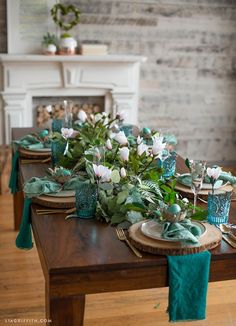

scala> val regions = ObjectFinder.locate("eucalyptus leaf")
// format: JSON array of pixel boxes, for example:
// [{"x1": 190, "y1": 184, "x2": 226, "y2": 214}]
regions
[
  {"x1": 111, "y1": 170, "x2": 121, "y2": 183},
  {"x1": 117, "y1": 190, "x2": 129, "y2": 205},
  {"x1": 127, "y1": 211, "x2": 143, "y2": 224},
  {"x1": 99, "y1": 183, "x2": 114, "y2": 191}
]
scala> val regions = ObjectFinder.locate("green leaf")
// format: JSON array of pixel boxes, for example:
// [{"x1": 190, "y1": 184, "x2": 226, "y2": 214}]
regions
[
  {"x1": 117, "y1": 190, "x2": 129, "y2": 205},
  {"x1": 191, "y1": 210, "x2": 208, "y2": 221},
  {"x1": 161, "y1": 184, "x2": 172, "y2": 194},
  {"x1": 111, "y1": 170, "x2": 121, "y2": 183},
  {"x1": 126, "y1": 211, "x2": 143, "y2": 224},
  {"x1": 99, "y1": 183, "x2": 114, "y2": 191},
  {"x1": 111, "y1": 213, "x2": 126, "y2": 224},
  {"x1": 125, "y1": 202, "x2": 147, "y2": 213}
]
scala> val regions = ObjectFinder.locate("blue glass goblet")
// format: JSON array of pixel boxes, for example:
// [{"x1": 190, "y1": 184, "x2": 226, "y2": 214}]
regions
[{"x1": 51, "y1": 140, "x2": 66, "y2": 167}]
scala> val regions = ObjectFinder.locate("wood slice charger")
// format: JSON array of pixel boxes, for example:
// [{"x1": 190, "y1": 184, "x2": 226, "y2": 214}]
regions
[
  {"x1": 19, "y1": 147, "x2": 51, "y2": 159},
  {"x1": 32, "y1": 194, "x2": 75, "y2": 208},
  {"x1": 128, "y1": 220, "x2": 222, "y2": 256}
]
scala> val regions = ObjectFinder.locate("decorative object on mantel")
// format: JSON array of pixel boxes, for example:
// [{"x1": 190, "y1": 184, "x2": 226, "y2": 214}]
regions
[
  {"x1": 41, "y1": 33, "x2": 59, "y2": 55},
  {"x1": 79, "y1": 43, "x2": 108, "y2": 56},
  {"x1": 50, "y1": 3, "x2": 80, "y2": 55}
]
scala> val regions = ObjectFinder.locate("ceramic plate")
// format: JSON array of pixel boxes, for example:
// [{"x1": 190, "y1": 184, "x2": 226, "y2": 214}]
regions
[
  {"x1": 140, "y1": 220, "x2": 206, "y2": 242},
  {"x1": 44, "y1": 190, "x2": 75, "y2": 197},
  {"x1": 177, "y1": 173, "x2": 228, "y2": 190}
]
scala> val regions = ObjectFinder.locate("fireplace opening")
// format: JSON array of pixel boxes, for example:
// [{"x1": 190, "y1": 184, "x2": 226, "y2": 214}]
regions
[{"x1": 33, "y1": 96, "x2": 105, "y2": 129}]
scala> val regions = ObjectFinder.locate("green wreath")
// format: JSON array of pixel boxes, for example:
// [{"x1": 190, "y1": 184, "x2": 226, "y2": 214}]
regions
[{"x1": 51, "y1": 4, "x2": 80, "y2": 31}]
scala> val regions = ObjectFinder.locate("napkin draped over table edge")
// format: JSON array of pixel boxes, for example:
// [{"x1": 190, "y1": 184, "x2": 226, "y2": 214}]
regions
[
  {"x1": 9, "y1": 134, "x2": 50, "y2": 194},
  {"x1": 167, "y1": 251, "x2": 211, "y2": 322},
  {"x1": 15, "y1": 198, "x2": 33, "y2": 250}
]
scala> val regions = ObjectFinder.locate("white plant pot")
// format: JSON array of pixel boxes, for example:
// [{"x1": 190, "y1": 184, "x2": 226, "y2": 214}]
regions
[{"x1": 43, "y1": 43, "x2": 57, "y2": 55}]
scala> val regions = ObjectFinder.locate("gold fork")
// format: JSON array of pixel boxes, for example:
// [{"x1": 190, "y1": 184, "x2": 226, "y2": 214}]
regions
[
  {"x1": 116, "y1": 228, "x2": 142, "y2": 258},
  {"x1": 36, "y1": 207, "x2": 76, "y2": 215}
]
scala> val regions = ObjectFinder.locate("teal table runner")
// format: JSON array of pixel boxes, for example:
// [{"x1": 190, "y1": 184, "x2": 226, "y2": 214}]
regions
[{"x1": 167, "y1": 251, "x2": 211, "y2": 322}]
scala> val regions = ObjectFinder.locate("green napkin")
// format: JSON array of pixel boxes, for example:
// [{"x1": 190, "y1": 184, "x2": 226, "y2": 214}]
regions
[
  {"x1": 14, "y1": 134, "x2": 44, "y2": 149},
  {"x1": 178, "y1": 172, "x2": 236, "y2": 188},
  {"x1": 23, "y1": 177, "x2": 62, "y2": 197},
  {"x1": 162, "y1": 220, "x2": 202, "y2": 244},
  {"x1": 168, "y1": 251, "x2": 211, "y2": 322},
  {"x1": 9, "y1": 151, "x2": 19, "y2": 194},
  {"x1": 15, "y1": 198, "x2": 33, "y2": 250}
]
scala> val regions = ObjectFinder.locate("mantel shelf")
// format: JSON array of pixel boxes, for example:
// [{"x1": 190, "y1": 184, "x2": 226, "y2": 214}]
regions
[{"x1": 0, "y1": 54, "x2": 147, "y2": 63}]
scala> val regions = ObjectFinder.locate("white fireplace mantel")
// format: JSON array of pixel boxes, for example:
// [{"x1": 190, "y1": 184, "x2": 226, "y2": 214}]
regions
[{"x1": 0, "y1": 54, "x2": 146, "y2": 143}]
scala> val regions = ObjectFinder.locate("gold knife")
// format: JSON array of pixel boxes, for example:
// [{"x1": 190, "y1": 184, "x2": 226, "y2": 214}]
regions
[{"x1": 222, "y1": 235, "x2": 236, "y2": 249}]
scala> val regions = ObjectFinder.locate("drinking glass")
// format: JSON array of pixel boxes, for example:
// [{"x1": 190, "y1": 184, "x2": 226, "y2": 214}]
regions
[
  {"x1": 207, "y1": 190, "x2": 231, "y2": 224},
  {"x1": 63, "y1": 100, "x2": 73, "y2": 128},
  {"x1": 162, "y1": 151, "x2": 177, "y2": 179},
  {"x1": 51, "y1": 140, "x2": 66, "y2": 167},
  {"x1": 52, "y1": 119, "x2": 64, "y2": 133},
  {"x1": 190, "y1": 160, "x2": 206, "y2": 212},
  {"x1": 75, "y1": 183, "x2": 98, "y2": 218}
]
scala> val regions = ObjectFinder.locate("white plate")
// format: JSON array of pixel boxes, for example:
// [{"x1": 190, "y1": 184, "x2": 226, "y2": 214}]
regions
[
  {"x1": 44, "y1": 190, "x2": 75, "y2": 197},
  {"x1": 141, "y1": 220, "x2": 206, "y2": 242},
  {"x1": 24, "y1": 147, "x2": 51, "y2": 152},
  {"x1": 177, "y1": 173, "x2": 227, "y2": 190}
]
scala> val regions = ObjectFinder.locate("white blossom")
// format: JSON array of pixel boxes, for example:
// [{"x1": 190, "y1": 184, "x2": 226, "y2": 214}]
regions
[
  {"x1": 152, "y1": 138, "x2": 166, "y2": 156},
  {"x1": 120, "y1": 147, "x2": 130, "y2": 161},
  {"x1": 106, "y1": 139, "x2": 112, "y2": 150},
  {"x1": 116, "y1": 111, "x2": 126, "y2": 121},
  {"x1": 61, "y1": 128, "x2": 75, "y2": 139},
  {"x1": 137, "y1": 143, "x2": 149, "y2": 156},
  {"x1": 92, "y1": 164, "x2": 112, "y2": 183},
  {"x1": 207, "y1": 167, "x2": 222, "y2": 180},
  {"x1": 136, "y1": 135, "x2": 143, "y2": 145},
  {"x1": 120, "y1": 167, "x2": 127, "y2": 178},
  {"x1": 113, "y1": 131, "x2": 128, "y2": 145}
]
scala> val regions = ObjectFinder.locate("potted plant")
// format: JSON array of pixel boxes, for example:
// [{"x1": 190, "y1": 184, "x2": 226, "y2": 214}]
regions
[
  {"x1": 42, "y1": 32, "x2": 59, "y2": 55},
  {"x1": 51, "y1": 3, "x2": 80, "y2": 55}
]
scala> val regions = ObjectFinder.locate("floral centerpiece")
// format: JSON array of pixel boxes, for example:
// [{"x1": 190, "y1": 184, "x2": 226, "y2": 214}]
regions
[{"x1": 50, "y1": 110, "x2": 206, "y2": 225}]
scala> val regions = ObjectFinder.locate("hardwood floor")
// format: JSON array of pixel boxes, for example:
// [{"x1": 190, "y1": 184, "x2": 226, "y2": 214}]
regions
[{"x1": 1, "y1": 193, "x2": 236, "y2": 326}]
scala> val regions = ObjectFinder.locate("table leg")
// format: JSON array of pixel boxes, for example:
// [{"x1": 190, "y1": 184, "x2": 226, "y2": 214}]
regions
[
  {"x1": 45, "y1": 284, "x2": 85, "y2": 326},
  {"x1": 13, "y1": 190, "x2": 24, "y2": 230}
]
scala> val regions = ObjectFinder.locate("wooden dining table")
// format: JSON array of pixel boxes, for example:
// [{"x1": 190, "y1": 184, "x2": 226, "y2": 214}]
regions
[{"x1": 13, "y1": 128, "x2": 236, "y2": 326}]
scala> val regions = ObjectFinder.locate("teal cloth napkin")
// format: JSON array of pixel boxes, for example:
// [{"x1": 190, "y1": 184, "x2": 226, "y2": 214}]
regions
[
  {"x1": 14, "y1": 134, "x2": 44, "y2": 149},
  {"x1": 15, "y1": 198, "x2": 33, "y2": 250},
  {"x1": 8, "y1": 151, "x2": 19, "y2": 194},
  {"x1": 23, "y1": 176, "x2": 83, "y2": 197},
  {"x1": 168, "y1": 251, "x2": 211, "y2": 322},
  {"x1": 178, "y1": 172, "x2": 236, "y2": 188},
  {"x1": 162, "y1": 220, "x2": 202, "y2": 244}
]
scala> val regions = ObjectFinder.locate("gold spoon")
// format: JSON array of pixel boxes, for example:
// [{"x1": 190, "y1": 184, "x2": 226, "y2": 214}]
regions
[{"x1": 219, "y1": 224, "x2": 236, "y2": 242}]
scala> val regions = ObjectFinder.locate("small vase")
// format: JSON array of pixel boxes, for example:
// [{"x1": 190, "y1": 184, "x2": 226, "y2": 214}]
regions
[
  {"x1": 43, "y1": 44, "x2": 57, "y2": 55},
  {"x1": 207, "y1": 190, "x2": 231, "y2": 224},
  {"x1": 59, "y1": 37, "x2": 77, "y2": 55}
]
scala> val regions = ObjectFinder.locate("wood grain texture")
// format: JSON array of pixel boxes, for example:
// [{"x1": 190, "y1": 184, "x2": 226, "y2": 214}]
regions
[{"x1": 19, "y1": 148, "x2": 51, "y2": 159}]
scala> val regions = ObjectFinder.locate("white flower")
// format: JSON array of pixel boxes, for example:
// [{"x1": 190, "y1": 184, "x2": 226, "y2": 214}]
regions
[
  {"x1": 92, "y1": 164, "x2": 112, "y2": 183},
  {"x1": 116, "y1": 111, "x2": 126, "y2": 121},
  {"x1": 61, "y1": 128, "x2": 75, "y2": 139},
  {"x1": 207, "y1": 167, "x2": 222, "y2": 180},
  {"x1": 182, "y1": 198, "x2": 189, "y2": 204},
  {"x1": 77, "y1": 110, "x2": 87, "y2": 123},
  {"x1": 137, "y1": 143, "x2": 149, "y2": 156},
  {"x1": 120, "y1": 167, "x2": 127, "y2": 178},
  {"x1": 137, "y1": 135, "x2": 143, "y2": 145},
  {"x1": 106, "y1": 139, "x2": 112, "y2": 150},
  {"x1": 114, "y1": 131, "x2": 128, "y2": 145},
  {"x1": 120, "y1": 147, "x2": 130, "y2": 161},
  {"x1": 152, "y1": 135, "x2": 164, "y2": 143},
  {"x1": 152, "y1": 138, "x2": 166, "y2": 156}
]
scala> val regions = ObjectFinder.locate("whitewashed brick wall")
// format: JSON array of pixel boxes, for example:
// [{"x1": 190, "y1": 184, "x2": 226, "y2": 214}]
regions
[{"x1": 1, "y1": 0, "x2": 236, "y2": 161}]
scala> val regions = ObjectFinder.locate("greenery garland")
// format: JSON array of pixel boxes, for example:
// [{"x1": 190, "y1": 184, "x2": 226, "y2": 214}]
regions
[{"x1": 51, "y1": 4, "x2": 80, "y2": 31}]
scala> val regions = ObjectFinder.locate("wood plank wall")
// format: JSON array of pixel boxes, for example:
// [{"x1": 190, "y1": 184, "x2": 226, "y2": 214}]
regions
[{"x1": 0, "y1": 0, "x2": 236, "y2": 161}]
